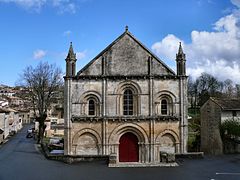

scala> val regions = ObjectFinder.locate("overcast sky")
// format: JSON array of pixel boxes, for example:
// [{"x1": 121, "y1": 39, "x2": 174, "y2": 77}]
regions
[{"x1": 0, "y1": 0, "x2": 239, "y2": 86}]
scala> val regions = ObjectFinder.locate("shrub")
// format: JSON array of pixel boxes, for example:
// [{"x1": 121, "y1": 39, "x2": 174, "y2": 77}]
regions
[{"x1": 220, "y1": 119, "x2": 240, "y2": 138}]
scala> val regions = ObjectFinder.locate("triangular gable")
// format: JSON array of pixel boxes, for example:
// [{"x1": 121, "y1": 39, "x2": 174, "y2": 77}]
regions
[{"x1": 77, "y1": 30, "x2": 176, "y2": 77}]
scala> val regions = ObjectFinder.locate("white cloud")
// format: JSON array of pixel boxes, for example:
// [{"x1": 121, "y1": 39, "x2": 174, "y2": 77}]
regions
[
  {"x1": 33, "y1": 49, "x2": 47, "y2": 60},
  {"x1": 52, "y1": 0, "x2": 76, "y2": 14},
  {"x1": 187, "y1": 60, "x2": 240, "y2": 83},
  {"x1": 152, "y1": 2, "x2": 240, "y2": 84},
  {"x1": 0, "y1": 0, "x2": 77, "y2": 13},
  {"x1": 152, "y1": 34, "x2": 181, "y2": 61},
  {"x1": 231, "y1": 0, "x2": 240, "y2": 8},
  {"x1": 76, "y1": 50, "x2": 87, "y2": 60},
  {"x1": 0, "y1": 0, "x2": 46, "y2": 12}
]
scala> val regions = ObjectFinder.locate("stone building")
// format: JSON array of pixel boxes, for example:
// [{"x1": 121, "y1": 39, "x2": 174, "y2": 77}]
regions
[
  {"x1": 0, "y1": 129, "x2": 3, "y2": 144},
  {"x1": 64, "y1": 28, "x2": 188, "y2": 164},
  {"x1": 0, "y1": 107, "x2": 21, "y2": 139},
  {"x1": 201, "y1": 97, "x2": 240, "y2": 155}
]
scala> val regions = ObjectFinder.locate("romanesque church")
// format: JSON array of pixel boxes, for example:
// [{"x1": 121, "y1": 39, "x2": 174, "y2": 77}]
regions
[{"x1": 64, "y1": 27, "x2": 188, "y2": 164}]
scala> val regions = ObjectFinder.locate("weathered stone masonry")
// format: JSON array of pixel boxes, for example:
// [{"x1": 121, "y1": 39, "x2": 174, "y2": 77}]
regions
[{"x1": 64, "y1": 28, "x2": 188, "y2": 164}]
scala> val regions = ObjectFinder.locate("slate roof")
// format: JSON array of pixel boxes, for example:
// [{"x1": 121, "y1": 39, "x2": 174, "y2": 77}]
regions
[{"x1": 211, "y1": 97, "x2": 240, "y2": 110}]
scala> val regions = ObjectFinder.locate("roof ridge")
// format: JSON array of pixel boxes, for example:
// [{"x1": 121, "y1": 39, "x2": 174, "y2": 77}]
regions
[
  {"x1": 210, "y1": 97, "x2": 240, "y2": 110},
  {"x1": 126, "y1": 31, "x2": 176, "y2": 75},
  {"x1": 77, "y1": 30, "x2": 128, "y2": 75}
]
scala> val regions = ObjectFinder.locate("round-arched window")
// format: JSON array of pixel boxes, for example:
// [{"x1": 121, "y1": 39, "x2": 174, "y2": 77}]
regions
[
  {"x1": 161, "y1": 99, "x2": 168, "y2": 115},
  {"x1": 123, "y1": 89, "x2": 133, "y2": 115},
  {"x1": 88, "y1": 99, "x2": 95, "y2": 115}
]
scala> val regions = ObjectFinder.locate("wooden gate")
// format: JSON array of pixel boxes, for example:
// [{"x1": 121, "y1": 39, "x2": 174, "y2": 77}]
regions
[{"x1": 119, "y1": 132, "x2": 139, "y2": 162}]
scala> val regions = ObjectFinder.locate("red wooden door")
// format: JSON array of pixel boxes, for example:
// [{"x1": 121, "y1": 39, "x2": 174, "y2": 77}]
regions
[{"x1": 119, "y1": 132, "x2": 139, "y2": 162}]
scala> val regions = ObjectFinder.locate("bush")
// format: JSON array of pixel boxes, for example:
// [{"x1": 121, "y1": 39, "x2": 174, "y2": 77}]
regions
[{"x1": 220, "y1": 119, "x2": 240, "y2": 138}]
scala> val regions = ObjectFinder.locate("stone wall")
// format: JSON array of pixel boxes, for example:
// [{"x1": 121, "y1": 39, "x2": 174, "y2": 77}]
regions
[
  {"x1": 68, "y1": 119, "x2": 180, "y2": 163},
  {"x1": 64, "y1": 31, "x2": 188, "y2": 164},
  {"x1": 200, "y1": 99, "x2": 223, "y2": 155},
  {"x1": 220, "y1": 110, "x2": 240, "y2": 123},
  {"x1": 79, "y1": 34, "x2": 173, "y2": 77},
  {"x1": 71, "y1": 78, "x2": 181, "y2": 117}
]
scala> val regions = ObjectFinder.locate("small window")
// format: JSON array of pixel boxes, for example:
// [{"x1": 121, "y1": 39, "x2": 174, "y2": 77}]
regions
[
  {"x1": 232, "y1": 111, "x2": 237, "y2": 117},
  {"x1": 88, "y1": 99, "x2": 95, "y2": 116},
  {"x1": 123, "y1": 89, "x2": 133, "y2": 115},
  {"x1": 161, "y1": 99, "x2": 168, "y2": 115}
]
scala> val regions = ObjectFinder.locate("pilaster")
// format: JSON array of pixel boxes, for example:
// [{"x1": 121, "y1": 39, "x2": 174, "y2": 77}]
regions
[
  {"x1": 64, "y1": 77, "x2": 72, "y2": 155},
  {"x1": 102, "y1": 56, "x2": 108, "y2": 154},
  {"x1": 179, "y1": 76, "x2": 188, "y2": 153}
]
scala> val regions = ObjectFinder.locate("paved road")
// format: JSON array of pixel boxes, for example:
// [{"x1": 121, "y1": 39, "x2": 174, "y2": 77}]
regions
[{"x1": 0, "y1": 125, "x2": 240, "y2": 180}]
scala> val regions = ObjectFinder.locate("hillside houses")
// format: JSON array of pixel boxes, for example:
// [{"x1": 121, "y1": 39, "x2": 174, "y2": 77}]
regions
[
  {"x1": 0, "y1": 85, "x2": 31, "y2": 142},
  {"x1": 0, "y1": 107, "x2": 22, "y2": 143},
  {"x1": 0, "y1": 84, "x2": 64, "y2": 141}
]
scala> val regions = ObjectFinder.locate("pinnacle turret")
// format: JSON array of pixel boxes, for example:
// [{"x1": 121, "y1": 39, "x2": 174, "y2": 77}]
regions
[
  {"x1": 176, "y1": 42, "x2": 186, "y2": 76},
  {"x1": 65, "y1": 42, "x2": 77, "y2": 77},
  {"x1": 176, "y1": 42, "x2": 185, "y2": 59},
  {"x1": 66, "y1": 42, "x2": 76, "y2": 61},
  {"x1": 178, "y1": 42, "x2": 183, "y2": 55}
]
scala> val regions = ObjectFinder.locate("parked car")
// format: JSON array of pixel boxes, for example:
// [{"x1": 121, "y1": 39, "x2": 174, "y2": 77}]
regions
[
  {"x1": 27, "y1": 127, "x2": 35, "y2": 134},
  {"x1": 26, "y1": 133, "x2": 33, "y2": 138}
]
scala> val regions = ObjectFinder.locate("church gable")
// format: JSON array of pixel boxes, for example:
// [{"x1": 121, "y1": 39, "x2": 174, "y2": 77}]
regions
[{"x1": 77, "y1": 30, "x2": 175, "y2": 77}]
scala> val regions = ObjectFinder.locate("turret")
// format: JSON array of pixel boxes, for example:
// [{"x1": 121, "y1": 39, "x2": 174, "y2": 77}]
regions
[
  {"x1": 65, "y1": 42, "x2": 77, "y2": 77},
  {"x1": 176, "y1": 42, "x2": 186, "y2": 76}
]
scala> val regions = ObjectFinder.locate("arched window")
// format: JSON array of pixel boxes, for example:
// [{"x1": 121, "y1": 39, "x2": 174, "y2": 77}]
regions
[
  {"x1": 161, "y1": 99, "x2": 168, "y2": 115},
  {"x1": 88, "y1": 99, "x2": 95, "y2": 115},
  {"x1": 123, "y1": 89, "x2": 133, "y2": 115}
]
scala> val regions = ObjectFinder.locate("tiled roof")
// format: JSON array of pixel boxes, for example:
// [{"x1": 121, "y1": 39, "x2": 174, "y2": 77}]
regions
[
  {"x1": 0, "y1": 108, "x2": 11, "y2": 113},
  {"x1": 0, "y1": 107, "x2": 18, "y2": 113},
  {"x1": 211, "y1": 97, "x2": 240, "y2": 110}
]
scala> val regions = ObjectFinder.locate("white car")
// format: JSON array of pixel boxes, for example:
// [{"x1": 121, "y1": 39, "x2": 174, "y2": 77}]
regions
[{"x1": 27, "y1": 128, "x2": 34, "y2": 134}]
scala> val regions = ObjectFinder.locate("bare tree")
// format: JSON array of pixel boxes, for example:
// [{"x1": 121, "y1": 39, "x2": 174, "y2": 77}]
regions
[
  {"x1": 222, "y1": 79, "x2": 235, "y2": 97},
  {"x1": 236, "y1": 84, "x2": 240, "y2": 98},
  {"x1": 188, "y1": 76, "x2": 199, "y2": 109},
  {"x1": 20, "y1": 62, "x2": 63, "y2": 143},
  {"x1": 197, "y1": 73, "x2": 222, "y2": 95},
  {"x1": 188, "y1": 73, "x2": 223, "y2": 106}
]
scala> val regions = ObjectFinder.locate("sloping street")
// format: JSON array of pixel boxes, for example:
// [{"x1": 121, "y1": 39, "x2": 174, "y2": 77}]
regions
[{"x1": 0, "y1": 125, "x2": 240, "y2": 180}]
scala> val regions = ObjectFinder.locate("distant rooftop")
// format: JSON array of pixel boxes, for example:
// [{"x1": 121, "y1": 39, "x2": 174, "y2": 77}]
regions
[{"x1": 211, "y1": 97, "x2": 240, "y2": 110}]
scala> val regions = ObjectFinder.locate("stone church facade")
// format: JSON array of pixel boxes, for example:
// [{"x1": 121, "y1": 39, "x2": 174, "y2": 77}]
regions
[{"x1": 64, "y1": 28, "x2": 188, "y2": 164}]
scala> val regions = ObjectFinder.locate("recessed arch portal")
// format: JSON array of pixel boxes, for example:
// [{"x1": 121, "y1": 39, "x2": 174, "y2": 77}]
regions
[
  {"x1": 156, "y1": 129, "x2": 180, "y2": 154},
  {"x1": 72, "y1": 128, "x2": 101, "y2": 155},
  {"x1": 76, "y1": 132, "x2": 98, "y2": 155},
  {"x1": 119, "y1": 132, "x2": 139, "y2": 162}
]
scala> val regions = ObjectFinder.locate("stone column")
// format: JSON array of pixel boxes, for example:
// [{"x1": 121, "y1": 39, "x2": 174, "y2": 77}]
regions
[
  {"x1": 148, "y1": 56, "x2": 155, "y2": 162},
  {"x1": 64, "y1": 77, "x2": 72, "y2": 155},
  {"x1": 102, "y1": 56, "x2": 107, "y2": 155},
  {"x1": 148, "y1": 56, "x2": 153, "y2": 116},
  {"x1": 179, "y1": 76, "x2": 188, "y2": 153},
  {"x1": 150, "y1": 119, "x2": 155, "y2": 162}
]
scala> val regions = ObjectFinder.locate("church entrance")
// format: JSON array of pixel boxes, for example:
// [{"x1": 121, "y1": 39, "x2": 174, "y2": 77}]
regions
[{"x1": 119, "y1": 132, "x2": 139, "y2": 162}]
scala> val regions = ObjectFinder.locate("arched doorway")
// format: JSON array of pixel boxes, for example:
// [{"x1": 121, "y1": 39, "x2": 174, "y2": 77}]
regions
[{"x1": 119, "y1": 132, "x2": 139, "y2": 162}]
